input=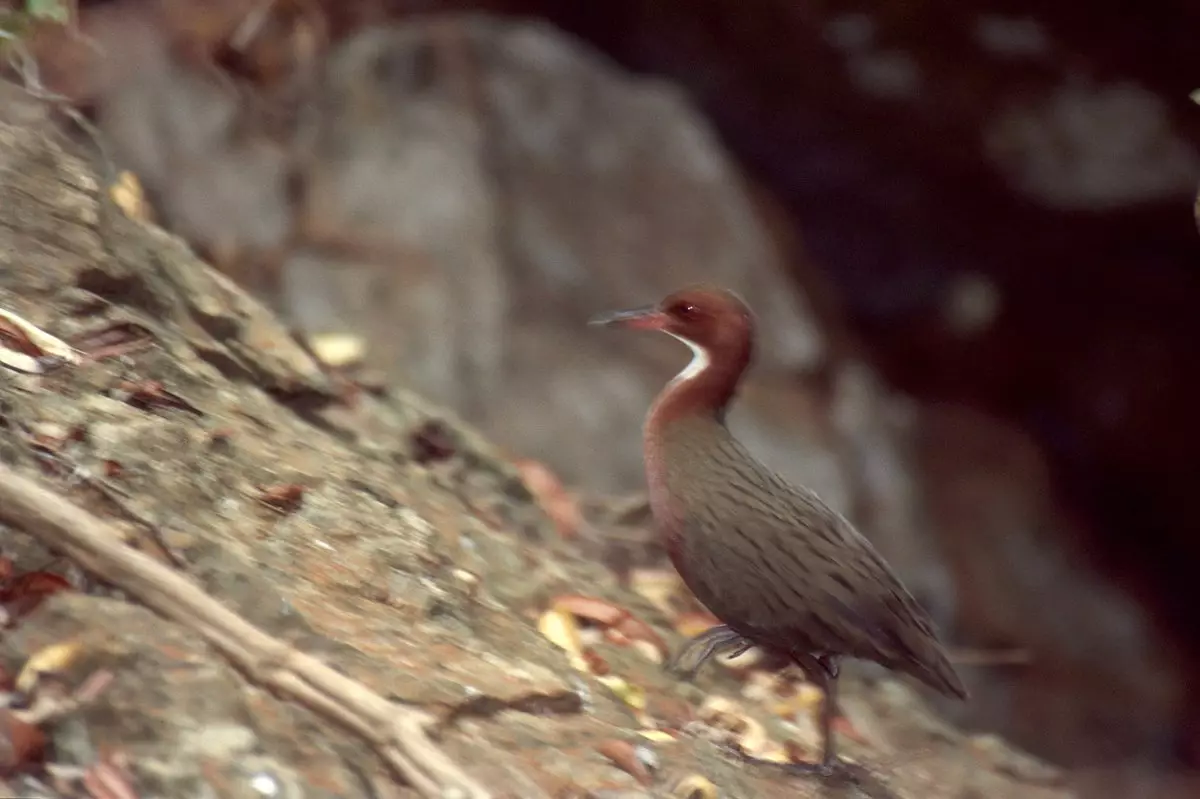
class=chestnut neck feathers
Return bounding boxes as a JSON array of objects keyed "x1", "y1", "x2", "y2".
[
  {"x1": 644, "y1": 289, "x2": 755, "y2": 429},
  {"x1": 587, "y1": 285, "x2": 757, "y2": 532}
]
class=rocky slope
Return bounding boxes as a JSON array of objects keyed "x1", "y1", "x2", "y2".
[{"x1": 0, "y1": 79, "x2": 1079, "y2": 798}]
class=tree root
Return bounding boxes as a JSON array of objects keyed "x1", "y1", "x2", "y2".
[{"x1": 0, "y1": 464, "x2": 491, "y2": 799}]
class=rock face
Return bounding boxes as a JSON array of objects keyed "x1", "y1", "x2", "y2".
[
  {"x1": 0, "y1": 78, "x2": 1079, "y2": 799},
  {"x1": 295, "y1": 18, "x2": 825, "y2": 489},
  {"x1": 58, "y1": 12, "x2": 824, "y2": 494}
]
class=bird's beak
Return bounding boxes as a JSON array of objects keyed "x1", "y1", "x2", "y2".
[{"x1": 588, "y1": 305, "x2": 667, "y2": 330}]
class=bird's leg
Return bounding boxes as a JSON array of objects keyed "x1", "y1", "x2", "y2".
[
  {"x1": 729, "y1": 653, "x2": 842, "y2": 778},
  {"x1": 664, "y1": 624, "x2": 752, "y2": 682},
  {"x1": 809, "y1": 654, "x2": 841, "y2": 773}
]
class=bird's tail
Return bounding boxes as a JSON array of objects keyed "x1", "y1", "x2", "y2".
[
  {"x1": 908, "y1": 644, "x2": 969, "y2": 700},
  {"x1": 887, "y1": 597, "x2": 970, "y2": 699}
]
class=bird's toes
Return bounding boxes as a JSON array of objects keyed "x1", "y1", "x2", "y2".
[
  {"x1": 780, "y1": 760, "x2": 838, "y2": 779},
  {"x1": 728, "y1": 748, "x2": 843, "y2": 781},
  {"x1": 662, "y1": 656, "x2": 700, "y2": 682}
]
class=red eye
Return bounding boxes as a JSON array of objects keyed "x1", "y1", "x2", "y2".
[{"x1": 673, "y1": 303, "x2": 698, "y2": 319}]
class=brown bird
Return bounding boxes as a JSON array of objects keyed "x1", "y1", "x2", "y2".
[{"x1": 591, "y1": 285, "x2": 968, "y2": 777}]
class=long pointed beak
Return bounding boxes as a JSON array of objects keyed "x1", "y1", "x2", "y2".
[{"x1": 588, "y1": 305, "x2": 666, "y2": 330}]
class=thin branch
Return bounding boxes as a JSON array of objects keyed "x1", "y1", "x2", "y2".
[{"x1": 0, "y1": 464, "x2": 491, "y2": 799}]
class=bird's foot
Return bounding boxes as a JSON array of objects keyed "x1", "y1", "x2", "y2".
[
  {"x1": 664, "y1": 624, "x2": 753, "y2": 682},
  {"x1": 730, "y1": 750, "x2": 840, "y2": 780},
  {"x1": 720, "y1": 742, "x2": 893, "y2": 796}
]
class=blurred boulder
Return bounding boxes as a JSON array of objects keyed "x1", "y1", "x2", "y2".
[{"x1": 285, "y1": 17, "x2": 825, "y2": 491}]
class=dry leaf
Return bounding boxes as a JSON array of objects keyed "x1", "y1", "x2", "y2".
[
  {"x1": 597, "y1": 674, "x2": 647, "y2": 712},
  {"x1": 307, "y1": 332, "x2": 365, "y2": 369},
  {"x1": 0, "y1": 571, "x2": 74, "y2": 626},
  {"x1": 696, "y1": 694, "x2": 779, "y2": 760},
  {"x1": 515, "y1": 459, "x2": 582, "y2": 540},
  {"x1": 16, "y1": 639, "x2": 84, "y2": 693},
  {"x1": 0, "y1": 308, "x2": 80, "y2": 374},
  {"x1": 536, "y1": 609, "x2": 588, "y2": 672},
  {"x1": 256, "y1": 483, "x2": 306, "y2": 514},
  {"x1": 109, "y1": 171, "x2": 152, "y2": 222},
  {"x1": 410, "y1": 420, "x2": 457, "y2": 465},
  {"x1": 551, "y1": 594, "x2": 668, "y2": 663},
  {"x1": 112, "y1": 381, "x2": 203, "y2": 415},
  {"x1": 673, "y1": 611, "x2": 721, "y2": 638},
  {"x1": 81, "y1": 748, "x2": 139, "y2": 799},
  {"x1": 671, "y1": 774, "x2": 717, "y2": 799},
  {"x1": 595, "y1": 739, "x2": 653, "y2": 787},
  {"x1": 0, "y1": 708, "x2": 47, "y2": 776},
  {"x1": 832, "y1": 714, "x2": 871, "y2": 746},
  {"x1": 628, "y1": 568, "x2": 684, "y2": 617},
  {"x1": 70, "y1": 321, "x2": 157, "y2": 362}
]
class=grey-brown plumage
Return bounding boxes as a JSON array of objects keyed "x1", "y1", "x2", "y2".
[{"x1": 591, "y1": 284, "x2": 967, "y2": 777}]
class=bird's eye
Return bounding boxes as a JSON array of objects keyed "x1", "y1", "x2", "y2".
[{"x1": 673, "y1": 303, "x2": 698, "y2": 319}]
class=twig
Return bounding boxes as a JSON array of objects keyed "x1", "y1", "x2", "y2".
[
  {"x1": 0, "y1": 465, "x2": 490, "y2": 799},
  {"x1": 947, "y1": 646, "x2": 1032, "y2": 667}
]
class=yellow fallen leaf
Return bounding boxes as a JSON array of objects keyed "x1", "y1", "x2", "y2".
[
  {"x1": 109, "y1": 170, "x2": 152, "y2": 222},
  {"x1": 674, "y1": 612, "x2": 721, "y2": 638},
  {"x1": 631, "y1": 639, "x2": 664, "y2": 665},
  {"x1": 308, "y1": 332, "x2": 366, "y2": 369},
  {"x1": 672, "y1": 774, "x2": 718, "y2": 798},
  {"x1": 628, "y1": 568, "x2": 683, "y2": 616},
  {"x1": 597, "y1": 674, "x2": 646, "y2": 711},
  {"x1": 770, "y1": 682, "x2": 825, "y2": 720},
  {"x1": 637, "y1": 729, "x2": 676, "y2": 743},
  {"x1": 537, "y1": 609, "x2": 589, "y2": 672},
  {"x1": 742, "y1": 736, "x2": 788, "y2": 763},
  {"x1": 17, "y1": 639, "x2": 83, "y2": 693}
]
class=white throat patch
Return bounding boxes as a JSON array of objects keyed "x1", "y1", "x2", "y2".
[{"x1": 666, "y1": 332, "x2": 710, "y2": 386}]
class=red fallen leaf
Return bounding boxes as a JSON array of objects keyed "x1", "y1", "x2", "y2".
[
  {"x1": 81, "y1": 748, "x2": 139, "y2": 799},
  {"x1": 550, "y1": 594, "x2": 669, "y2": 662},
  {"x1": 580, "y1": 647, "x2": 611, "y2": 676},
  {"x1": 832, "y1": 714, "x2": 870, "y2": 746},
  {"x1": 256, "y1": 483, "x2": 305, "y2": 513},
  {"x1": 0, "y1": 708, "x2": 47, "y2": 776},
  {"x1": 0, "y1": 571, "x2": 75, "y2": 624},
  {"x1": 70, "y1": 321, "x2": 156, "y2": 362},
  {"x1": 0, "y1": 317, "x2": 43, "y2": 358},
  {"x1": 674, "y1": 610, "x2": 723, "y2": 637},
  {"x1": 595, "y1": 738, "x2": 654, "y2": 786},
  {"x1": 552, "y1": 594, "x2": 626, "y2": 627},
  {"x1": 515, "y1": 459, "x2": 582, "y2": 540},
  {"x1": 102, "y1": 460, "x2": 123, "y2": 479},
  {"x1": 646, "y1": 694, "x2": 694, "y2": 733},
  {"x1": 74, "y1": 670, "x2": 116, "y2": 705},
  {"x1": 410, "y1": 419, "x2": 457, "y2": 465},
  {"x1": 114, "y1": 380, "x2": 203, "y2": 415}
]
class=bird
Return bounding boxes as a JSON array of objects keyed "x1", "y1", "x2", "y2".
[{"x1": 590, "y1": 284, "x2": 968, "y2": 777}]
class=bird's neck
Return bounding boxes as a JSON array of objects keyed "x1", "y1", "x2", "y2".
[
  {"x1": 642, "y1": 333, "x2": 751, "y2": 524},
  {"x1": 647, "y1": 333, "x2": 751, "y2": 428}
]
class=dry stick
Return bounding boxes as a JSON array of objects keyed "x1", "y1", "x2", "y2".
[{"x1": 0, "y1": 465, "x2": 491, "y2": 799}]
